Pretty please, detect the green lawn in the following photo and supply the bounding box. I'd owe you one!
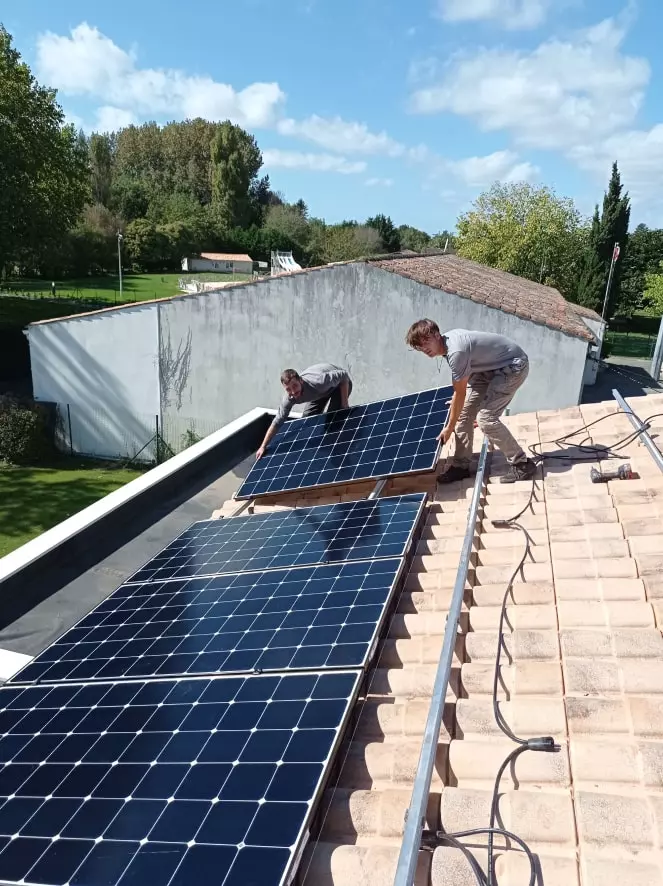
[605,330,656,359]
[0,458,143,558]
[2,272,253,305]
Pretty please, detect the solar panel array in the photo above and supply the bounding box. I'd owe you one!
[0,671,360,886]
[236,386,453,499]
[125,493,426,583]
[0,385,435,885]
[15,559,403,685]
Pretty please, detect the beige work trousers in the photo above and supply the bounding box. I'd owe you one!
[451,358,529,468]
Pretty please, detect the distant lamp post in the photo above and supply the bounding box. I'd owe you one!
[117,231,124,299]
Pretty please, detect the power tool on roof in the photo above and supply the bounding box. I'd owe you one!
[590,463,634,483]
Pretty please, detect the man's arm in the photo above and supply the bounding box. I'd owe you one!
[256,397,292,459]
[338,378,350,409]
[438,377,468,443]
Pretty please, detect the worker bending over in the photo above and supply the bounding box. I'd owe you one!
[406,320,536,485]
[256,363,352,459]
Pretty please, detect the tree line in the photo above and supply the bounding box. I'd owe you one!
[1,23,661,320]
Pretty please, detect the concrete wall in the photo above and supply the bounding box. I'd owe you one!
[159,263,588,428]
[28,263,590,460]
[28,306,159,459]
[579,315,605,386]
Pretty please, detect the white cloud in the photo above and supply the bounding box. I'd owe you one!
[262,150,367,174]
[365,177,394,187]
[571,125,663,207]
[410,17,650,152]
[277,115,404,156]
[436,0,553,29]
[94,106,137,133]
[447,150,539,186]
[37,23,285,128]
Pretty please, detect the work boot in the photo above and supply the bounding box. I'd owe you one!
[437,466,471,485]
[499,458,537,484]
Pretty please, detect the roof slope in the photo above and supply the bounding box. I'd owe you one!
[199,252,253,262]
[214,392,663,885]
[369,253,594,342]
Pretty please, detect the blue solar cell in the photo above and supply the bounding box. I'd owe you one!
[11,559,403,685]
[0,671,361,886]
[123,493,426,584]
[236,386,452,499]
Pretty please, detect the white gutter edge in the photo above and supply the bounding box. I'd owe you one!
[0,406,274,584]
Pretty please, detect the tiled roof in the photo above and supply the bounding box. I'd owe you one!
[215,392,663,886]
[368,253,595,342]
[199,252,253,262]
[567,300,603,323]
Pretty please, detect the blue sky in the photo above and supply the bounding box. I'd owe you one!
[5,0,663,233]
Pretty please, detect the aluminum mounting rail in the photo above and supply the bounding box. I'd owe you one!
[393,438,490,886]
[613,388,663,475]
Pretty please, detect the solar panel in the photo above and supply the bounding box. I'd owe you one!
[236,386,453,499]
[10,559,404,685]
[124,493,426,585]
[0,670,361,886]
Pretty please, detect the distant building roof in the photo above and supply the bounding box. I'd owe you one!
[368,253,594,342]
[566,301,603,323]
[199,252,253,263]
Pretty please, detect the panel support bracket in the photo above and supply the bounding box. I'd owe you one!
[368,478,388,500]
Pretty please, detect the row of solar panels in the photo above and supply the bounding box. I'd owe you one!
[0,489,430,886]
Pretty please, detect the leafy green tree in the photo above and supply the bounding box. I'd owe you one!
[398,225,431,252]
[124,219,167,271]
[366,214,401,252]
[430,230,456,250]
[620,224,663,312]
[455,182,585,299]
[88,133,115,207]
[576,208,605,311]
[644,262,663,314]
[210,121,262,228]
[0,26,89,274]
[263,204,310,252]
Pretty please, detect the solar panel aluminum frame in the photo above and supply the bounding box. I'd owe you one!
[0,669,363,886]
[234,386,453,501]
[121,492,428,586]
[8,554,412,687]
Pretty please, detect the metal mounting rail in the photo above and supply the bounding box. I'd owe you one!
[393,438,490,886]
[613,388,663,475]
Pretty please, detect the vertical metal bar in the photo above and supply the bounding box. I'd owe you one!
[66,404,73,456]
[393,438,490,886]
[155,414,160,465]
[613,388,663,474]
[650,315,663,384]
[368,478,388,500]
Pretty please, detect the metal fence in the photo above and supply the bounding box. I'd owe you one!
[54,403,230,464]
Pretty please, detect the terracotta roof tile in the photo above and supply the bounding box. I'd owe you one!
[368,253,594,342]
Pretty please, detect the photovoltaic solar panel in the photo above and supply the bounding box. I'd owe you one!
[0,670,361,886]
[10,559,403,685]
[236,386,453,499]
[124,493,426,585]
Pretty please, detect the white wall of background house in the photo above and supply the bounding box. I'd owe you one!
[28,262,591,460]
[27,306,160,459]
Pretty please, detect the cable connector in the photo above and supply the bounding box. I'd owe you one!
[526,736,557,752]
[491,519,511,528]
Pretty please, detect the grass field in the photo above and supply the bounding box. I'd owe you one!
[605,330,657,359]
[0,458,143,558]
[1,272,252,304]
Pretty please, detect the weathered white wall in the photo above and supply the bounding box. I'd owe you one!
[28,306,159,459]
[159,263,588,429]
[183,258,252,274]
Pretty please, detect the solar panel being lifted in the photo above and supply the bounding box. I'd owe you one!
[125,493,426,584]
[0,670,361,886]
[11,559,403,685]
[236,386,453,499]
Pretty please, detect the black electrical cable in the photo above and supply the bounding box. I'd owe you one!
[426,407,663,885]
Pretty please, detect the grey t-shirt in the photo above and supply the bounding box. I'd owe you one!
[273,363,350,428]
[443,329,527,382]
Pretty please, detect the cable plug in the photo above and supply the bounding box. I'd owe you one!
[526,736,557,752]
[491,519,511,528]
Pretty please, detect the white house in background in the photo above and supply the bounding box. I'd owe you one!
[181,253,254,274]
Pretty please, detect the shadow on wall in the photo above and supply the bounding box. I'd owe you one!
[31,321,155,458]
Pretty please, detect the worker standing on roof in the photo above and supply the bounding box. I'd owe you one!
[405,320,537,485]
[256,364,353,459]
